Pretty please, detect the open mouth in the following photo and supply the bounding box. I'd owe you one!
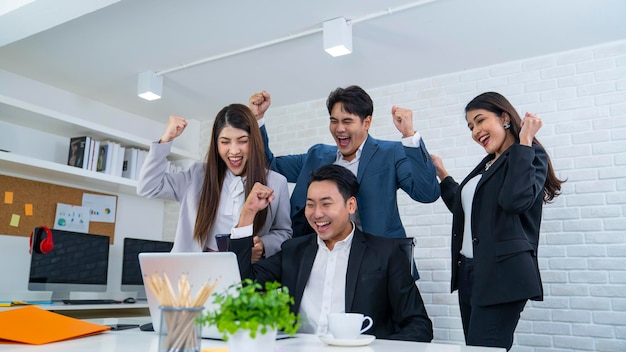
[478,134,489,147]
[337,136,350,148]
[228,156,243,167]
[315,221,330,231]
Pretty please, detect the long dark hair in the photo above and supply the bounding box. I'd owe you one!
[193,104,269,245]
[465,92,564,202]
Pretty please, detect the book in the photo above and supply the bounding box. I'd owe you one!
[115,145,126,177]
[136,149,148,179]
[97,141,113,173]
[83,137,92,170]
[122,147,139,179]
[88,139,100,171]
[107,142,120,176]
[84,137,94,170]
[67,136,90,168]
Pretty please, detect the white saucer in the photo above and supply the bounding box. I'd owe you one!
[319,334,376,346]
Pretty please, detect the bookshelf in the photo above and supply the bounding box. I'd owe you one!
[0,95,201,196]
[0,152,138,194]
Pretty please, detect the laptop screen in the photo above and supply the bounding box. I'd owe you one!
[138,252,241,339]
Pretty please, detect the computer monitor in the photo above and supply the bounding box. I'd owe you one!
[28,229,110,302]
[120,237,174,300]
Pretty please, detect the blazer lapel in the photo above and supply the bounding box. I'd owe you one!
[345,230,366,310]
[459,159,485,191]
[294,236,318,310]
[321,147,338,166]
[356,135,377,183]
[454,158,487,216]
[476,150,509,189]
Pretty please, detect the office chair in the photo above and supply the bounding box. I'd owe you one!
[391,237,416,278]
[392,237,419,280]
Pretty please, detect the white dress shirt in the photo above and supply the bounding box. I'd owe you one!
[298,223,355,335]
[203,170,247,250]
[334,143,364,230]
[460,174,481,258]
[332,132,422,232]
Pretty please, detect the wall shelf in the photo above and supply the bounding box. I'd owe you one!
[0,151,138,194]
[0,99,200,161]
[0,90,201,195]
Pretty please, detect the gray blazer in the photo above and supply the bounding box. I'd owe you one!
[137,141,292,256]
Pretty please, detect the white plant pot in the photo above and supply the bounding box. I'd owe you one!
[227,327,277,352]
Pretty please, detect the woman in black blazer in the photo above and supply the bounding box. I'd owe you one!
[431,92,564,351]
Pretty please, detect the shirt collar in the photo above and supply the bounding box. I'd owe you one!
[226,170,246,198]
[316,221,356,250]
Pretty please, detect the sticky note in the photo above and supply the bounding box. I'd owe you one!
[4,191,13,204]
[25,204,33,216]
[10,214,20,227]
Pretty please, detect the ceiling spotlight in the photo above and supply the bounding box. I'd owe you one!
[137,70,163,101]
[323,17,352,57]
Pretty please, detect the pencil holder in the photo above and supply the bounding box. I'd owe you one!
[159,306,203,352]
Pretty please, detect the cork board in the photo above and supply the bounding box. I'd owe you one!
[0,175,117,243]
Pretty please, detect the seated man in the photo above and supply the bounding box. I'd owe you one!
[229,164,433,342]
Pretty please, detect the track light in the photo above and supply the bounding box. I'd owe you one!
[137,2,436,98]
[323,17,352,57]
[137,71,163,101]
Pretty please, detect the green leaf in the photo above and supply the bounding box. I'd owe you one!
[202,279,301,339]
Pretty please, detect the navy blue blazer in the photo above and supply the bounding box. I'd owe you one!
[440,144,547,306]
[230,229,434,342]
[260,125,440,239]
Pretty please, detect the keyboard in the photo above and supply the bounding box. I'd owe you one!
[62,299,122,305]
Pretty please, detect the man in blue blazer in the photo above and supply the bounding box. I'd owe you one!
[229,165,433,342]
[249,86,440,244]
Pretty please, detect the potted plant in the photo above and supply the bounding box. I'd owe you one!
[202,278,300,352]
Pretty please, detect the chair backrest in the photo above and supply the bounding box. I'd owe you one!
[392,237,415,277]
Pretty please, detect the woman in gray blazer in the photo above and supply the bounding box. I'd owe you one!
[137,104,292,260]
[431,92,564,351]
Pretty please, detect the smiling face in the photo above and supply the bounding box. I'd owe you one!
[466,109,515,158]
[329,102,371,162]
[305,179,356,250]
[217,125,249,176]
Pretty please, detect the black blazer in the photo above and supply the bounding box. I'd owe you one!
[230,229,433,342]
[440,143,547,306]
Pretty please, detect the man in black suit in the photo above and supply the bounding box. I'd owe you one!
[229,164,433,342]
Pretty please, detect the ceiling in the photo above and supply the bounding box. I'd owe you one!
[1,0,625,124]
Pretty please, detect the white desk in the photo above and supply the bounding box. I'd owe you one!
[1,317,505,352]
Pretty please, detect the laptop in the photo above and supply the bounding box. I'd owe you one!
[138,252,241,339]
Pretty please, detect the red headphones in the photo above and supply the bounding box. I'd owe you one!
[29,226,54,254]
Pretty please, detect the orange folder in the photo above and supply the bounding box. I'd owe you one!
[0,306,110,345]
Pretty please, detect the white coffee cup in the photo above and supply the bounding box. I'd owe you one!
[328,313,373,339]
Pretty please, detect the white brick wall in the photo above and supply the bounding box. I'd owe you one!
[160,121,212,241]
[179,40,626,351]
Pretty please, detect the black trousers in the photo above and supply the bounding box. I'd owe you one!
[457,255,527,351]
